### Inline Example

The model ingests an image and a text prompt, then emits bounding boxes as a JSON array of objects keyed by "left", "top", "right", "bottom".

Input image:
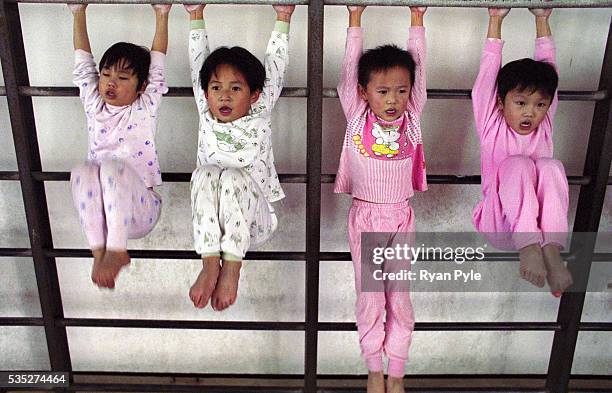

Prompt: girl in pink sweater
[
  {"left": 334, "top": 6, "right": 427, "bottom": 393},
  {"left": 472, "top": 6, "right": 573, "bottom": 296}
]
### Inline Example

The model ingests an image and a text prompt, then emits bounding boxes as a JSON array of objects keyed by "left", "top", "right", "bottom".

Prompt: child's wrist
[
  {"left": 276, "top": 13, "right": 291, "bottom": 23},
  {"left": 411, "top": 13, "right": 424, "bottom": 26},
  {"left": 190, "top": 10, "right": 204, "bottom": 20}
]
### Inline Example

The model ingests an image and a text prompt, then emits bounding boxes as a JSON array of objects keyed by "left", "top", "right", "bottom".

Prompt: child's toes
[{"left": 210, "top": 293, "right": 218, "bottom": 310}]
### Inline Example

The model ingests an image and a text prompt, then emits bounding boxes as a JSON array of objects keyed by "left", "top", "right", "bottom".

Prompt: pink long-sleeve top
[
  {"left": 73, "top": 49, "right": 169, "bottom": 188},
  {"left": 333, "top": 27, "right": 427, "bottom": 204},
  {"left": 472, "top": 37, "right": 558, "bottom": 198}
]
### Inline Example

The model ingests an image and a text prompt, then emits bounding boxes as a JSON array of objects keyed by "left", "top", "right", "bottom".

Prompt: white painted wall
[{"left": 1, "top": 4, "right": 611, "bottom": 375}]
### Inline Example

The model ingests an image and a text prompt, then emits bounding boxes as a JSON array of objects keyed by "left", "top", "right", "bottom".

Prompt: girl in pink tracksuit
[
  {"left": 334, "top": 6, "right": 427, "bottom": 393},
  {"left": 472, "top": 7, "right": 572, "bottom": 296}
]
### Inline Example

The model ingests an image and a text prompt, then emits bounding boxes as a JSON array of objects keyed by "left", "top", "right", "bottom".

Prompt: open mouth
[
  {"left": 219, "top": 106, "right": 232, "bottom": 116},
  {"left": 385, "top": 109, "right": 397, "bottom": 116},
  {"left": 105, "top": 90, "right": 117, "bottom": 100},
  {"left": 519, "top": 120, "right": 532, "bottom": 131}
]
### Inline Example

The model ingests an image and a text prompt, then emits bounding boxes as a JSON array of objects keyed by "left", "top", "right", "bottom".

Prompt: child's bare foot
[
  {"left": 386, "top": 376, "right": 405, "bottom": 393},
  {"left": 211, "top": 260, "right": 242, "bottom": 311},
  {"left": 519, "top": 243, "right": 546, "bottom": 288},
  {"left": 189, "top": 256, "right": 221, "bottom": 308},
  {"left": 542, "top": 244, "right": 573, "bottom": 295},
  {"left": 92, "top": 249, "right": 130, "bottom": 289},
  {"left": 367, "top": 371, "right": 385, "bottom": 393}
]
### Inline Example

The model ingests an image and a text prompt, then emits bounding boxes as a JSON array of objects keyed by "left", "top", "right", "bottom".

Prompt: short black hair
[
  {"left": 358, "top": 44, "right": 416, "bottom": 88},
  {"left": 199, "top": 46, "right": 265, "bottom": 93},
  {"left": 99, "top": 42, "right": 151, "bottom": 91},
  {"left": 497, "top": 58, "right": 558, "bottom": 102}
]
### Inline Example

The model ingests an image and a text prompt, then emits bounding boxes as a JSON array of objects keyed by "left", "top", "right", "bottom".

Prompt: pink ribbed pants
[
  {"left": 473, "top": 155, "right": 569, "bottom": 250},
  {"left": 348, "top": 199, "right": 415, "bottom": 378},
  {"left": 70, "top": 159, "right": 162, "bottom": 250}
]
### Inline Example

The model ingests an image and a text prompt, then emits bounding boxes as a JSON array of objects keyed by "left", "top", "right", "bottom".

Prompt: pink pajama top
[
  {"left": 472, "top": 37, "right": 558, "bottom": 201},
  {"left": 334, "top": 27, "right": 427, "bottom": 203},
  {"left": 73, "top": 49, "right": 169, "bottom": 188}
]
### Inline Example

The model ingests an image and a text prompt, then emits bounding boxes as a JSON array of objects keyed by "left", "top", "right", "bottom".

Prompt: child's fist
[
  {"left": 153, "top": 4, "right": 172, "bottom": 14},
  {"left": 183, "top": 4, "right": 205, "bottom": 12},
  {"left": 529, "top": 8, "right": 552, "bottom": 17},
  {"left": 347, "top": 5, "right": 366, "bottom": 13},
  {"left": 488, "top": 8, "right": 510, "bottom": 17},
  {"left": 529, "top": 5, "right": 553, "bottom": 17},
  {"left": 273, "top": 5, "right": 295, "bottom": 22},
  {"left": 529, "top": 0, "right": 553, "bottom": 17},
  {"left": 67, "top": 3, "right": 87, "bottom": 13},
  {"left": 273, "top": 5, "right": 295, "bottom": 17}
]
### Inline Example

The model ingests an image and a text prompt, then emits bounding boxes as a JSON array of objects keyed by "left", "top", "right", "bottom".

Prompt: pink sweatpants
[
  {"left": 70, "top": 159, "right": 162, "bottom": 250},
  {"left": 348, "top": 198, "right": 415, "bottom": 378},
  {"left": 473, "top": 155, "right": 569, "bottom": 250}
]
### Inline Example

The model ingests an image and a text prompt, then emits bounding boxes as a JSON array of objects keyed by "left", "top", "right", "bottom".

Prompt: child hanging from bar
[
  {"left": 334, "top": 6, "right": 427, "bottom": 393},
  {"left": 186, "top": 3, "right": 294, "bottom": 311},
  {"left": 471, "top": 4, "right": 573, "bottom": 296},
  {"left": 68, "top": 3, "right": 171, "bottom": 289}
]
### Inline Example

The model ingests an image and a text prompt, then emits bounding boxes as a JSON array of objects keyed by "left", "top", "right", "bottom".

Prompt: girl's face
[
  {"left": 498, "top": 87, "right": 552, "bottom": 135},
  {"left": 98, "top": 59, "right": 143, "bottom": 106},
  {"left": 205, "top": 64, "right": 260, "bottom": 123},
  {"left": 359, "top": 66, "right": 412, "bottom": 122}
]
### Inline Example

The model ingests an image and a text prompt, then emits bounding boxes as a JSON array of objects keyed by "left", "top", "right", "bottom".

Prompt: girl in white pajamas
[{"left": 185, "top": 4, "right": 294, "bottom": 311}]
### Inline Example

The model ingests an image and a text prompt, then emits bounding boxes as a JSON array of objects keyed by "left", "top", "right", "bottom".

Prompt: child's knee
[
  {"left": 70, "top": 161, "right": 100, "bottom": 186},
  {"left": 99, "top": 159, "right": 130, "bottom": 188},
  {"left": 356, "top": 292, "right": 385, "bottom": 318},
  {"left": 219, "top": 168, "right": 246, "bottom": 186},
  {"left": 191, "top": 165, "right": 223, "bottom": 191},
  {"left": 387, "top": 293, "right": 414, "bottom": 327},
  {"left": 499, "top": 155, "right": 536, "bottom": 176},
  {"left": 535, "top": 157, "right": 565, "bottom": 177}
]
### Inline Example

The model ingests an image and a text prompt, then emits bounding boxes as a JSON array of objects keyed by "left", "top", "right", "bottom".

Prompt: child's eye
[
  {"left": 378, "top": 90, "right": 387, "bottom": 95},
  {"left": 399, "top": 89, "right": 408, "bottom": 94},
  {"left": 232, "top": 86, "right": 242, "bottom": 91},
  {"left": 516, "top": 101, "right": 525, "bottom": 106},
  {"left": 119, "top": 77, "right": 129, "bottom": 80},
  {"left": 102, "top": 73, "right": 110, "bottom": 77},
  {"left": 537, "top": 102, "right": 547, "bottom": 108},
  {"left": 211, "top": 86, "right": 220, "bottom": 91}
]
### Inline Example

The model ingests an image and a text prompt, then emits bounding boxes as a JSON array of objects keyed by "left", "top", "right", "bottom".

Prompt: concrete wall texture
[{"left": 1, "top": 4, "right": 611, "bottom": 375}]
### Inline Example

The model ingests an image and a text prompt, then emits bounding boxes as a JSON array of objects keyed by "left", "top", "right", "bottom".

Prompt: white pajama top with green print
[{"left": 189, "top": 20, "right": 289, "bottom": 254}]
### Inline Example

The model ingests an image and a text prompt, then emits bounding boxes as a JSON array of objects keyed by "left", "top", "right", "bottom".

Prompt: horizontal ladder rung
[
  {"left": 0, "top": 86, "right": 607, "bottom": 101},
  {"left": 0, "top": 171, "right": 602, "bottom": 186},
  {"left": 2, "top": 248, "right": 612, "bottom": 262},
  {"left": 5, "top": 0, "right": 612, "bottom": 7}
]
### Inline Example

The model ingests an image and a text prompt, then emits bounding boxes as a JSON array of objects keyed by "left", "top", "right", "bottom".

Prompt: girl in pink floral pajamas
[{"left": 69, "top": 3, "right": 171, "bottom": 289}]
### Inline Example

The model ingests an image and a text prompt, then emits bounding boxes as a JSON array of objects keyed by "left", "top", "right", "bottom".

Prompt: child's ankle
[
  {"left": 221, "top": 252, "right": 243, "bottom": 263},
  {"left": 201, "top": 254, "right": 221, "bottom": 267},
  {"left": 387, "top": 359, "right": 405, "bottom": 379}
]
